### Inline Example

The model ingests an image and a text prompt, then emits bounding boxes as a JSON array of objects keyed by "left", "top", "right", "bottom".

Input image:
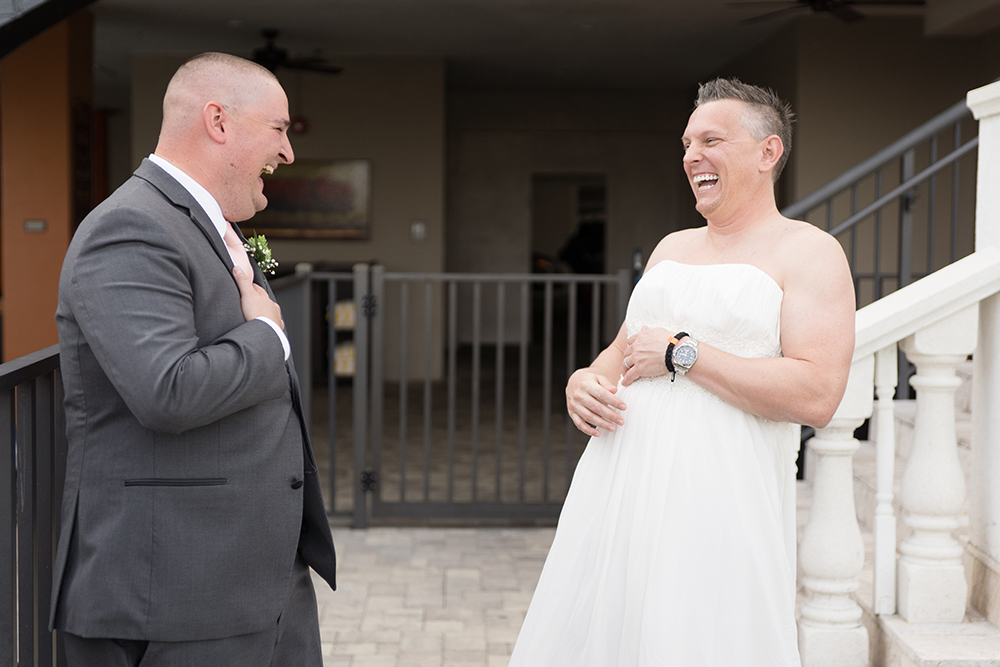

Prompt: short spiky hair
[{"left": 695, "top": 78, "right": 795, "bottom": 182}]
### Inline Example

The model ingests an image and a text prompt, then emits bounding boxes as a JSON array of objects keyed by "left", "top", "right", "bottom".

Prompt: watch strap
[{"left": 665, "top": 331, "right": 689, "bottom": 382}]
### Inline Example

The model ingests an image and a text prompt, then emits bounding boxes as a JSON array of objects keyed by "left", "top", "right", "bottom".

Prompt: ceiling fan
[
  {"left": 252, "top": 29, "right": 342, "bottom": 75},
  {"left": 731, "top": 0, "right": 924, "bottom": 24}
]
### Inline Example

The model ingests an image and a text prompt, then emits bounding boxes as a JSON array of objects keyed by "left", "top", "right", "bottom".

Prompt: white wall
[
  {"left": 447, "top": 89, "right": 695, "bottom": 276},
  {"left": 131, "top": 54, "right": 446, "bottom": 274}
]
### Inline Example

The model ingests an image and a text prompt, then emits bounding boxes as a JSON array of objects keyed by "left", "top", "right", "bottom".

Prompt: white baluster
[
  {"left": 799, "top": 355, "right": 873, "bottom": 667},
  {"left": 873, "top": 345, "right": 899, "bottom": 616},
  {"left": 897, "top": 305, "right": 978, "bottom": 622},
  {"left": 968, "top": 78, "right": 1000, "bottom": 627}
]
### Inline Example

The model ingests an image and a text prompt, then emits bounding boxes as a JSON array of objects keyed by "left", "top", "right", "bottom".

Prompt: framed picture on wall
[{"left": 251, "top": 159, "right": 370, "bottom": 239}]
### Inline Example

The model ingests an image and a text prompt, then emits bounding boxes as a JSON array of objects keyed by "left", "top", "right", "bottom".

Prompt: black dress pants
[{"left": 62, "top": 556, "right": 322, "bottom": 667}]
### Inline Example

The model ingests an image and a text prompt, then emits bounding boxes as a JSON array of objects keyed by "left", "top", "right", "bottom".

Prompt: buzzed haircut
[
  {"left": 179, "top": 52, "right": 276, "bottom": 81},
  {"left": 164, "top": 52, "right": 278, "bottom": 118},
  {"left": 695, "top": 78, "right": 795, "bottom": 182}
]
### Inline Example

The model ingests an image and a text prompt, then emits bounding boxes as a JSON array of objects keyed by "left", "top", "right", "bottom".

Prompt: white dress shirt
[{"left": 148, "top": 153, "right": 290, "bottom": 360}]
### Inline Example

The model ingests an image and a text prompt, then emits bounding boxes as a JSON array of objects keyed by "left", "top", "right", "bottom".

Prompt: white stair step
[{"left": 871, "top": 610, "right": 1000, "bottom": 667}]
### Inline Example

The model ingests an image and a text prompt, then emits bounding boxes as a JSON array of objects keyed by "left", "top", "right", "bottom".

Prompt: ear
[
  {"left": 758, "top": 135, "right": 783, "bottom": 175},
  {"left": 203, "top": 102, "right": 227, "bottom": 145}
]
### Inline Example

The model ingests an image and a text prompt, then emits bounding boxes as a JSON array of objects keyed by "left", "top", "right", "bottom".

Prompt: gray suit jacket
[{"left": 50, "top": 159, "right": 337, "bottom": 642}]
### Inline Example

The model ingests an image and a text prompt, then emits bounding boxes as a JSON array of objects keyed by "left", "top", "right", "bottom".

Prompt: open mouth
[
  {"left": 261, "top": 165, "right": 274, "bottom": 176},
  {"left": 693, "top": 173, "right": 718, "bottom": 191}
]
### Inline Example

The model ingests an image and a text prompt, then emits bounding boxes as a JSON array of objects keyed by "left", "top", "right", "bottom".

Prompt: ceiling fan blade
[
  {"left": 284, "top": 61, "right": 343, "bottom": 75},
  {"left": 847, "top": 0, "right": 923, "bottom": 4},
  {"left": 252, "top": 29, "right": 343, "bottom": 75},
  {"left": 726, "top": 1, "right": 801, "bottom": 6},
  {"left": 738, "top": 3, "right": 809, "bottom": 23},
  {"left": 253, "top": 49, "right": 285, "bottom": 73},
  {"left": 253, "top": 28, "right": 287, "bottom": 72}
]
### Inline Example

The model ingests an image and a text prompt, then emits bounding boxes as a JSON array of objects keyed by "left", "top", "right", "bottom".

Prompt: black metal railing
[
  {"left": 367, "top": 268, "right": 631, "bottom": 522},
  {"left": 1, "top": 344, "right": 66, "bottom": 667},
  {"left": 782, "top": 98, "right": 979, "bottom": 309}
]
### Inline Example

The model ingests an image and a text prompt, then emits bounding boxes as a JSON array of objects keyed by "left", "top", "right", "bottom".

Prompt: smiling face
[
  {"left": 216, "top": 78, "right": 294, "bottom": 223},
  {"left": 681, "top": 99, "right": 768, "bottom": 223}
]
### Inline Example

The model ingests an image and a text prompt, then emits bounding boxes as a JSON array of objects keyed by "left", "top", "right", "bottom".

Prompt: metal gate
[{"left": 273, "top": 265, "right": 632, "bottom": 527}]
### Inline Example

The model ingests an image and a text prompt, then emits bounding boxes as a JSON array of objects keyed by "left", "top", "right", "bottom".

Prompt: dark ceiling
[{"left": 88, "top": 0, "right": 920, "bottom": 97}]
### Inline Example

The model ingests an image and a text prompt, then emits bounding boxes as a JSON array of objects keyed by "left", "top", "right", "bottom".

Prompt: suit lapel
[
  {"left": 134, "top": 159, "right": 265, "bottom": 288},
  {"left": 229, "top": 222, "right": 268, "bottom": 288}
]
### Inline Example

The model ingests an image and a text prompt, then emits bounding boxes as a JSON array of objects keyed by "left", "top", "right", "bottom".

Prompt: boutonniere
[{"left": 244, "top": 233, "right": 278, "bottom": 275}]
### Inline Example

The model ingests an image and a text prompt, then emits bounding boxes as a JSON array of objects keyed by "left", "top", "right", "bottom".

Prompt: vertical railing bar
[
  {"left": 590, "top": 278, "right": 600, "bottom": 363},
  {"left": 354, "top": 265, "right": 372, "bottom": 528},
  {"left": 850, "top": 183, "right": 861, "bottom": 299},
  {"left": 495, "top": 283, "right": 505, "bottom": 503},
  {"left": 850, "top": 188, "right": 861, "bottom": 299},
  {"left": 543, "top": 281, "right": 554, "bottom": 503},
  {"left": 825, "top": 199, "right": 833, "bottom": 232},
  {"left": 952, "top": 120, "right": 962, "bottom": 264},
  {"left": 368, "top": 265, "right": 385, "bottom": 523},
  {"left": 399, "top": 280, "right": 409, "bottom": 503},
  {"left": 1, "top": 388, "right": 16, "bottom": 665},
  {"left": 928, "top": 135, "right": 938, "bottom": 274},
  {"left": 850, "top": 216, "right": 858, "bottom": 303},
  {"left": 424, "top": 280, "right": 434, "bottom": 503},
  {"left": 566, "top": 282, "right": 578, "bottom": 495},
  {"left": 472, "top": 281, "right": 482, "bottom": 502},
  {"left": 874, "top": 169, "right": 883, "bottom": 299},
  {"left": 423, "top": 281, "right": 433, "bottom": 503},
  {"left": 16, "top": 382, "right": 36, "bottom": 667},
  {"left": 447, "top": 281, "right": 457, "bottom": 503},
  {"left": 518, "top": 282, "right": 529, "bottom": 504},
  {"left": 326, "top": 278, "right": 344, "bottom": 512},
  {"left": 53, "top": 369, "right": 67, "bottom": 667},
  {"left": 302, "top": 277, "right": 313, "bottom": 429},
  {"left": 35, "top": 373, "right": 55, "bottom": 667},
  {"left": 899, "top": 150, "right": 915, "bottom": 292}
]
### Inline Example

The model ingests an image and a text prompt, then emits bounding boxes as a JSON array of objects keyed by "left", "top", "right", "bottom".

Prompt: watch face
[{"left": 673, "top": 344, "right": 697, "bottom": 369}]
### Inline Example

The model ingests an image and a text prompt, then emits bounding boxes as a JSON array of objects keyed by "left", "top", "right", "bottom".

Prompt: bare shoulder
[
  {"left": 779, "top": 218, "right": 843, "bottom": 253},
  {"left": 771, "top": 219, "right": 850, "bottom": 283},
  {"left": 646, "top": 227, "right": 705, "bottom": 269},
  {"left": 769, "top": 219, "right": 855, "bottom": 328}
]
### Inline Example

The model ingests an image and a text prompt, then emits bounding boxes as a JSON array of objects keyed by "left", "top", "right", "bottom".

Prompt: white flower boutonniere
[{"left": 244, "top": 233, "right": 278, "bottom": 275}]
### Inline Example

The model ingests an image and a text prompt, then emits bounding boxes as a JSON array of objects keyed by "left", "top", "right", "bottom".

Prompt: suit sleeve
[{"left": 65, "top": 205, "right": 289, "bottom": 434}]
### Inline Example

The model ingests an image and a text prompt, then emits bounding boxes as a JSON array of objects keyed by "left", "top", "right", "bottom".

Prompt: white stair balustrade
[
  {"left": 896, "top": 305, "right": 978, "bottom": 623},
  {"left": 873, "top": 344, "right": 899, "bottom": 617},
  {"left": 798, "top": 355, "right": 873, "bottom": 667},
  {"left": 967, "top": 78, "right": 1000, "bottom": 631}
]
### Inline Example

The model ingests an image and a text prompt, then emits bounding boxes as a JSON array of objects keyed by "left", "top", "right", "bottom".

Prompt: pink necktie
[{"left": 223, "top": 223, "right": 254, "bottom": 279}]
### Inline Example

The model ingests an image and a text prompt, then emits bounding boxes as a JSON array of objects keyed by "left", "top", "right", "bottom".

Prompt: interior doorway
[{"left": 531, "top": 174, "right": 607, "bottom": 275}]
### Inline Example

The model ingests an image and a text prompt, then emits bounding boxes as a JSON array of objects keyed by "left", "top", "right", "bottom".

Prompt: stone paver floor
[
  {"left": 313, "top": 526, "right": 556, "bottom": 667},
  {"left": 316, "top": 479, "right": 821, "bottom": 666},
  {"left": 313, "top": 470, "right": 828, "bottom": 667}
]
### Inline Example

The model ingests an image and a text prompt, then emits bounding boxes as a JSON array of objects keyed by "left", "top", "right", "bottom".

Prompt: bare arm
[
  {"left": 565, "top": 323, "right": 629, "bottom": 438},
  {"left": 621, "top": 227, "right": 855, "bottom": 428}
]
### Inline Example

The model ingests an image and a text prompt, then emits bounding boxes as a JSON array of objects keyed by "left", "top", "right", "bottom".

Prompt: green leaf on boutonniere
[{"left": 244, "top": 233, "right": 278, "bottom": 275}]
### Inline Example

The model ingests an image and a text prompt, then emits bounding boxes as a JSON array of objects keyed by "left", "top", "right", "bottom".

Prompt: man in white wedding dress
[{"left": 509, "top": 78, "right": 855, "bottom": 666}]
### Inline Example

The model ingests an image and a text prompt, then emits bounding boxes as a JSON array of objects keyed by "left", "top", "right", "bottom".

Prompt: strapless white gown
[{"left": 509, "top": 260, "right": 802, "bottom": 667}]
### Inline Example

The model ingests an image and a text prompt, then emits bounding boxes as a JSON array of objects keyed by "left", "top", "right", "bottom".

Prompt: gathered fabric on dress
[{"left": 509, "top": 261, "right": 801, "bottom": 667}]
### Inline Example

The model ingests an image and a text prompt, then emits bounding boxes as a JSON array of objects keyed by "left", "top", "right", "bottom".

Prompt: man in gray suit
[{"left": 50, "top": 52, "right": 337, "bottom": 666}]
